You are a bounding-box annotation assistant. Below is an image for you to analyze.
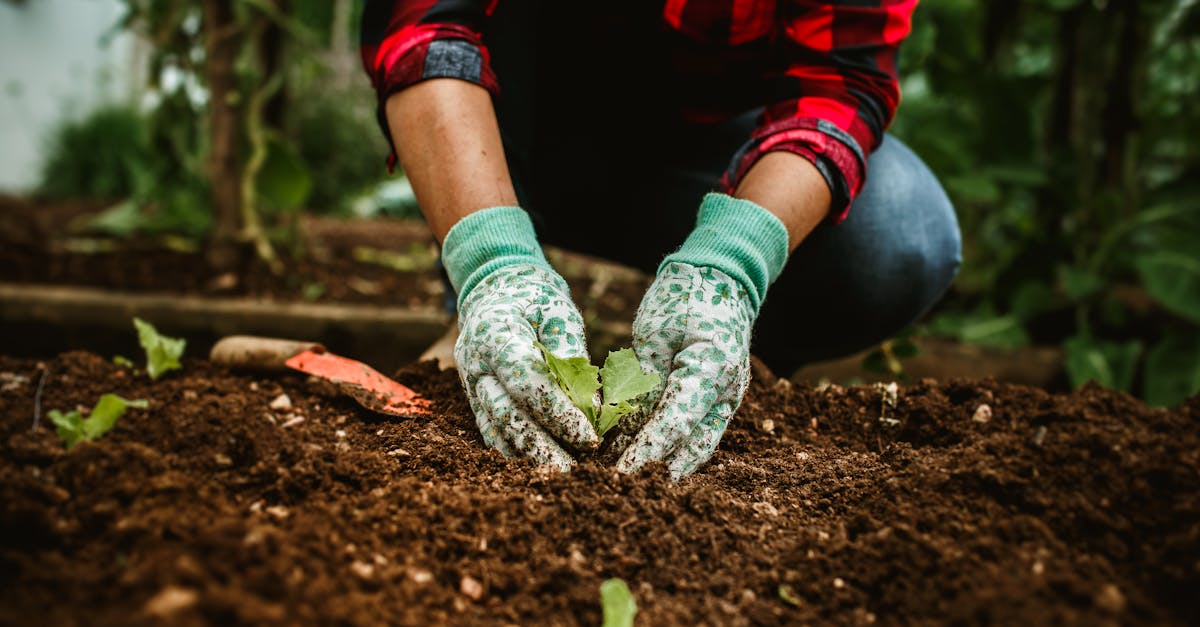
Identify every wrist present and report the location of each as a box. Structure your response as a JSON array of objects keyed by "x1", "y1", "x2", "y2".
[
  {"x1": 659, "y1": 193, "x2": 789, "y2": 313},
  {"x1": 441, "y1": 206, "x2": 551, "y2": 303}
]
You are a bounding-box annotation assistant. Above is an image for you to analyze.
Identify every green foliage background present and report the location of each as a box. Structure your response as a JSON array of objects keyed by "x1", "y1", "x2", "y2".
[{"x1": 891, "y1": 0, "x2": 1200, "y2": 405}]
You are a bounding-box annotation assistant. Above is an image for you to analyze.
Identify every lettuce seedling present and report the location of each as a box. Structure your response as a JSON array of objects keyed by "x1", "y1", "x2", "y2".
[
  {"x1": 134, "y1": 317, "x2": 186, "y2": 380},
  {"x1": 49, "y1": 394, "x2": 149, "y2": 449},
  {"x1": 600, "y1": 578, "x2": 637, "y2": 627},
  {"x1": 536, "y1": 343, "x2": 659, "y2": 437}
]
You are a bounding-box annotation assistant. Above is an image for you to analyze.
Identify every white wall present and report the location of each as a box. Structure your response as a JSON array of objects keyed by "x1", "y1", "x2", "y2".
[{"x1": 0, "y1": 0, "x2": 140, "y2": 192}]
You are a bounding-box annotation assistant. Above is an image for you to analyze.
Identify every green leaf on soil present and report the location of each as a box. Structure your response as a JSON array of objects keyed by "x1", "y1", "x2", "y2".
[
  {"x1": 600, "y1": 578, "x2": 637, "y2": 627},
  {"x1": 134, "y1": 317, "x2": 186, "y2": 380},
  {"x1": 536, "y1": 342, "x2": 600, "y2": 422},
  {"x1": 112, "y1": 355, "x2": 135, "y2": 368},
  {"x1": 778, "y1": 584, "x2": 803, "y2": 607},
  {"x1": 49, "y1": 394, "x2": 149, "y2": 450}
]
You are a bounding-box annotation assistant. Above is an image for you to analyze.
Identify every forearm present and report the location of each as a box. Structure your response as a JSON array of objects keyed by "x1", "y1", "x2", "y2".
[
  {"x1": 385, "y1": 78, "x2": 518, "y2": 243},
  {"x1": 733, "y1": 152, "x2": 832, "y2": 252}
]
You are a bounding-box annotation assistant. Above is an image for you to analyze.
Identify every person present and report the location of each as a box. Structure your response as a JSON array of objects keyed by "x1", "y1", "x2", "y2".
[{"x1": 360, "y1": 1, "x2": 961, "y2": 479}]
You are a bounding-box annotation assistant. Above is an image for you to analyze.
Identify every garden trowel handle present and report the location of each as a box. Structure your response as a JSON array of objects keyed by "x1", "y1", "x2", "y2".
[{"x1": 210, "y1": 335, "x2": 326, "y2": 371}]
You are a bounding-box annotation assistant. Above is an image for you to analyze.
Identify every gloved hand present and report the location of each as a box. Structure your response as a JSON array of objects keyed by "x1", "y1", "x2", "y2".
[
  {"x1": 444, "y1": 207, "x2": 599, "y2": 470},
  {"x1": 617, "y1": 193, "x2": 790, "y2": 479}
]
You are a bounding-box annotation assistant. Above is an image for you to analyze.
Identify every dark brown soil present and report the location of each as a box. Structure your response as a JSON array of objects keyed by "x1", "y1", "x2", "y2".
[{"x1": 1, "y1": 352, "x2": 1197, "y2": 625}]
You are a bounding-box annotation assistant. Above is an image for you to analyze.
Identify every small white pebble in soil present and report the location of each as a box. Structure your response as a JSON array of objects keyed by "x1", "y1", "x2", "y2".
[
  {"x1": 833, "y1": 578, "x2": 845, "y2": 589},
  {"x1": 249, "y1": 382, "x2": 259, "y2": 391},
  {"x1": 269, "y1": 394, "x2": 292, "y2": 410},
  {"x1": 263, "y1": 412, "x2": 277, "y2": 425},
  {"x1": 265, "y1": 505, "x2": 289, "y2": 520},
  {"x1": 213, "y1": 454, "x2": 232, "y2": 467},
  {"x1": 972, "y1": 404, "x2": 993, "y2": 423},
  {"x1": 349, "y1": 561, "x2": 375, "y2": 580},
  {"x1": 460, "y1": 575, "x2": 484, "y2": 601},
  {"x1": 143, "y1": 586, "x2": 198, "y2": 618},
  {"x1": 761, "y1": 419, "x2": 775, "y2": 433},
  {"x1": 409, "y1": 569, "x2": 433, "y2": 584},
  {"x1": 335, "y1": 429, "x2": 347, "y2": 439},
  {"x1": 753, "y1": 502, "x2": 780, "y2": 517},
  {"x1": 387, "y1": 448, "x2": 411, "y2": 457},
  {"x1": 373, "y1": 554, "x2": 388, "y2": 566},
  {"x1": 1095, "y1": 584, "x2": 1126, "y2": 613},
  {"x1": 797, "y1": 451, "x2": 810, "y2": 461},
  {"x1": 1032, "y1": 561, "x2": 1045, "y2": 575},
  {"x1": 376, "y1": 429, "x2": 384, "y2": 436},
  {"x1": 281, "y1": 414, "x2": 305, "y2": 428}
]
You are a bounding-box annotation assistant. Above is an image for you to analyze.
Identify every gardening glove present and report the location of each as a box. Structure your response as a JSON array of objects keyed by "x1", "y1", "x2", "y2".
[
  {"x1": 617, "y1": 193, "x2": 789, "y2": 479},
  {"x1": 445, "y1": 206, "x2": 599, "y2": 471}
]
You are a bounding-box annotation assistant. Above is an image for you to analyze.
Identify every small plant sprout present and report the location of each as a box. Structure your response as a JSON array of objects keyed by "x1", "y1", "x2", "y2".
[
  {"x1": 536, "y1": 344, "x2": 659, "y2": 437},
  {"x1": 134, "y1": 317, "x2": 186, "y2": 380},
  {"x1": 49, "y1": 394, "x2": 149, "y2": 449},
  {"x1": 600, "y1": 578, "x2": 637, "y2": 627}
]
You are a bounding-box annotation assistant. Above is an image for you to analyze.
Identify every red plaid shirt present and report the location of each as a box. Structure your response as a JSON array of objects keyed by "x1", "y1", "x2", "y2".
[{"x1": 361, "y1": 1, "x2": 915, "y2": 222}]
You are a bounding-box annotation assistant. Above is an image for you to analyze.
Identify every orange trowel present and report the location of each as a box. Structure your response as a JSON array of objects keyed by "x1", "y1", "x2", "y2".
[{"x1": 210, "y1": 336, "x2": 431, "y2": 416}]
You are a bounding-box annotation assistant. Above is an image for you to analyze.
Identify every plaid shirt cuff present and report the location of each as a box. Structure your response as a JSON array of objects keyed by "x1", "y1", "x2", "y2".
[
  {"x1": 721, "y1": 116, "x2": 867, "y2": 225},
  {"x1": 370, "y1": 23, "x2": 500, "y2": 171}
]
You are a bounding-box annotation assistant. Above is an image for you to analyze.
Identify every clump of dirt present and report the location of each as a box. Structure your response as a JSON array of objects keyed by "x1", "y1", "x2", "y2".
[{"x1": 0, "y1": 352, "x2": 1197, "y2": 625}]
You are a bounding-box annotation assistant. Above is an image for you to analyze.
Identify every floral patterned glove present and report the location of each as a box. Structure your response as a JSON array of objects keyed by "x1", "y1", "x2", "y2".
[
  {"x1": 617, "y1": 194, "x2": 790, "y2": 479},
  {"x1": 444, "y1": 207, "x2": 598, "y2": 470}
]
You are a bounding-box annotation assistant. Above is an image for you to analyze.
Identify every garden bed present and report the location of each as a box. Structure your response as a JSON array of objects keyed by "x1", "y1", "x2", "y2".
[{"x1": 1, "y1": 352, "x2": 1196, "y2": 625}]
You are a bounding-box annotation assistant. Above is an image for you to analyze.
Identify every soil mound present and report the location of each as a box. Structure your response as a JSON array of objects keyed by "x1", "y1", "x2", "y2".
[{"x1": 1, "y1": 352, "x2": 1197, "y2": 625}]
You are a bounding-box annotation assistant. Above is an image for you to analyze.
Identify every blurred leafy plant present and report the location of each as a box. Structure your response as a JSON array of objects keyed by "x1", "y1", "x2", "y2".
[{"x1": 897, "y1": 0, "x2": 1200, "y2": 406}]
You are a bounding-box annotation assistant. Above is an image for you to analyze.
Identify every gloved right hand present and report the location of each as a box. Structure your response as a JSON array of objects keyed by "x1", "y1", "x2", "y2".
[{"x1": 443, "y1": 207, "x2": 599, "y2": 470}]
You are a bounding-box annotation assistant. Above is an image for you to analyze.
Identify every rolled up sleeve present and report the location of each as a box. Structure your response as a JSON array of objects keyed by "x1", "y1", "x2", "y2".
[{"x1": 721, "y1": 0, "x2": 916, "y2": 223}]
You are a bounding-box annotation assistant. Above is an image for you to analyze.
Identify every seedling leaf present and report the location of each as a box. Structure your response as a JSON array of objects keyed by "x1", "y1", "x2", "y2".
[
  {"x1": 597, "y1": 401, "x2": 636, "y2": 436},
  {"x1": 50, "y1": 394, "x2": 148, "y2": 449},
  {"x1": 600, "y1": 349, "x2": 659, "y2": 406},
  {"x1": 536, "y1": 342, "x2": 599, "y2": 422},
  {"x1": 595, "y1": 349, "x2": 659, "y2": 436},
  {"x1": 600, "y1": 578, "x2": 637, "y2": 627},
  {"x1": 134, "y1": 317, "x2": 186, "y2": 380}
]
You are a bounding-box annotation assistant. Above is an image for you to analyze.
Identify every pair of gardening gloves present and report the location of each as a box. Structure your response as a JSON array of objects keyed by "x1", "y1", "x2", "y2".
[{"x1": 445, "y1": 193, "x2": 789, "y2": 479}]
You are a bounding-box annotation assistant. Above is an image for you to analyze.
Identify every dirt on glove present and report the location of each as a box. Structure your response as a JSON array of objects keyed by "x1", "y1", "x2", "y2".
[{"x1": 0, "y1": 351, "x2": 1197, "y2": 625}]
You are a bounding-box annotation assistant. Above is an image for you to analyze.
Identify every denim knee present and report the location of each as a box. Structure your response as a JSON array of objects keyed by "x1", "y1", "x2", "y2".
[{"x1": 751, "y1": 135, "x2": 961, "y2": 374}]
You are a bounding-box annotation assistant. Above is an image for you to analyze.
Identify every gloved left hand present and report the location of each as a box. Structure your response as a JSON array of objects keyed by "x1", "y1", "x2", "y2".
[{"x1": 617, "y1": 193, "x2": 790, "y2": 479}]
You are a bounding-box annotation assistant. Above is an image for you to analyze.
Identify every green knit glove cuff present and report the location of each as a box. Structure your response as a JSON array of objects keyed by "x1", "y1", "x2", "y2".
[
  {"x1": 442, "y1": 206, "x2": 551, "y2": 304},
  {"x1": 659, "y1": 193, "x2": 790, "y2": 313}
]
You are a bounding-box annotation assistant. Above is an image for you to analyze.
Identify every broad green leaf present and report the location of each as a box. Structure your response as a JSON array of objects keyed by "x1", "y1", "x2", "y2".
[
  {"x1": 600, "y1": 578, "x2": 637, "y2": 627},
  {"x1": 1135, "y1": 252, "x2": 1200, "y2": 324},
  {"x1": 600, "y1": 349, "x2": 659, "y2": 405},
  {"x1": 536, "y1": 342, "x2": 599, "y2": 422},
  {"x1": 134, "y1": 317, "x2": 186, "y2": 380},
  {"x1": 597, "y1": 401, "x2": 636, "y2": 437},
  {"x1": 49, "y1": 394, "x2": 148, "y2": 449},
  {"x1": 1064, "y1": 336, "x2": 1142, "y2": 392},
  {"x1": 1144, "y1": 330, "x2": 1200, "y2": 408}
]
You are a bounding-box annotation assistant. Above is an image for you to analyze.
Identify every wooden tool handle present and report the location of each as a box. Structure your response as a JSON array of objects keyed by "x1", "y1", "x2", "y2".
[{"x1": 209, "y1": 335, "x2": 326, "y2": 371}]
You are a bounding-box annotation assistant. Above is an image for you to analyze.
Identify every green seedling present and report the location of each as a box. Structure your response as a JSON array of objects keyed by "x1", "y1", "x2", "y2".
[
  {"x1": 600, "y1": 578, "x2": 637, "y2": 627},
  {"x1": 536, "y1": 343, "x2": 659, "y2": 437},
  {"x1": 49, "y1": 394, "x2": 148, "y2": 449},
  {"x1": 112, "y1": 355, "x2": 135, "y2": 368},
  {"x1": 133, "y1": 317, "x2": 186, "y2": 380}
]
